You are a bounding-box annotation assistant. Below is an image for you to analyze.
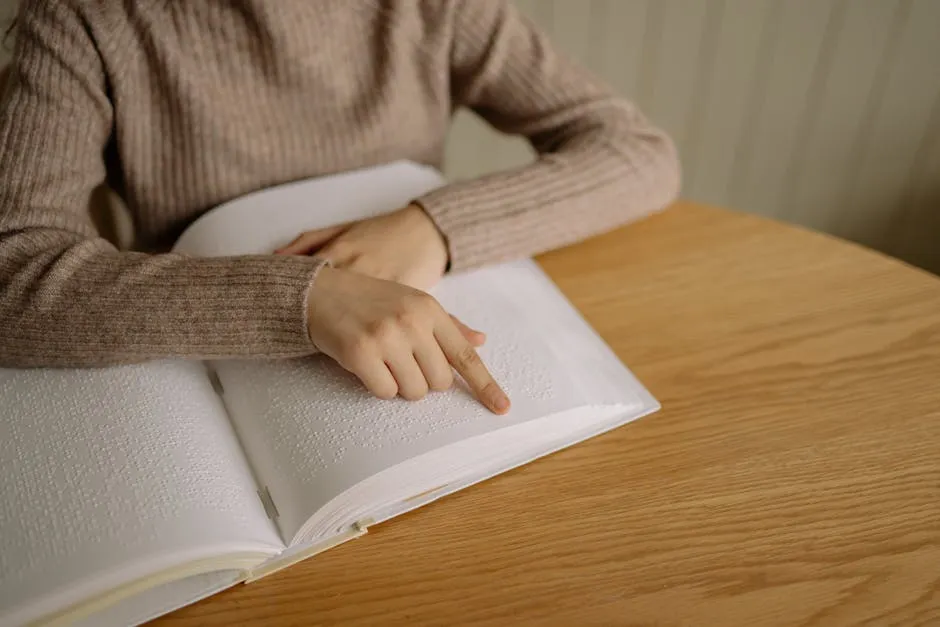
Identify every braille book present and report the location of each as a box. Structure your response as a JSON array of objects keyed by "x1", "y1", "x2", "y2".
[{"x1": 0, "y1": 162, "x2": 659, "y2": 626}]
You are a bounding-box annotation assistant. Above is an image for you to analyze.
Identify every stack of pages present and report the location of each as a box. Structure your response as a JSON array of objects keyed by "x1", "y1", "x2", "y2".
[{"x1": 0, "y1": 162, "x2": 659, "y2": 626}]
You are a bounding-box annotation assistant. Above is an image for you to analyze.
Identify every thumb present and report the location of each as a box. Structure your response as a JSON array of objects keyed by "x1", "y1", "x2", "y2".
[
  {"x1": 450, "y1": 315, "x2": 486, "y2": 347},
  {"x1": 275, "y1": 226, "x2": 346, "y2": 255}
]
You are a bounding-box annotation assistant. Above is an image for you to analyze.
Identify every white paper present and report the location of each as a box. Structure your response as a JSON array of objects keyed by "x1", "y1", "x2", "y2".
[
  {"x1": 72, "y1": 570, "x2": 244, "y2": 627},
  {"x1": 173, "y1": 161, "x2": 447, "y2": 257},
  {"x1": 216, "y1": 260, "x2": 651, "y2": 542},
  {"x1": 174, "y1": 161, "x2": 656, "y2": 545},
  {"x1": 0, "y1": 362, "x2": 282, "y2": 626}
]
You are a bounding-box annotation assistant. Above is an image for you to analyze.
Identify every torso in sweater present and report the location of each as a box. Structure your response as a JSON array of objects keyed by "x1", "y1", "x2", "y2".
[
  {"x1": 0, "y1": 0, "x2": 679, "y2": 366},
  {"x1": 86, "y1": 1, "x2": 453, "y2": 248}
]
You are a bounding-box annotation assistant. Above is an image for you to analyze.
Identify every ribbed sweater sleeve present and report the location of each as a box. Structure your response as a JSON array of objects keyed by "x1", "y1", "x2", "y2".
[
  {"x1": 0, "y1": 1, "x2": 323, "y2": 367},
  {"x1": 416, "y1": 0, "x2": 681, "y2": 270},
  {"x1": 0, "y1": 0, "x2": 680, "y2": 367}
]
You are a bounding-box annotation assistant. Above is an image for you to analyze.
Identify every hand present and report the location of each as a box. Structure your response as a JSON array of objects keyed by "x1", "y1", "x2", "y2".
[
  {"x1": 276, "y1": 204, "x2": 448, "y2": 291},
  {"x1": 306, "y1": 266, "x2": 510, "y2": 414}
]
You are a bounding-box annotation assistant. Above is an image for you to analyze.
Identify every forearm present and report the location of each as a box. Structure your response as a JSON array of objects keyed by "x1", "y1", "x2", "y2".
[
  {"x1": 418, "y1": 104, "x2": 679, "y2": 270},
  {"x1": 0, "y1": 232, "x2": 325, "y2": 367},
  {"x1": 419, "y1": 0, "x2": 680, "y2": 271}
]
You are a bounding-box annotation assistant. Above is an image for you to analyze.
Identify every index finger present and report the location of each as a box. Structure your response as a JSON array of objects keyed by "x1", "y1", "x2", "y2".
[{"x1": 434, "y1": 318, "x2": 510, "y2": 415}]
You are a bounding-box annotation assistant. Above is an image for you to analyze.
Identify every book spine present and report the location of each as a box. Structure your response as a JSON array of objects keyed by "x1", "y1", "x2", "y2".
[{"x1": 244, "y1": 519, "x2": 373, "y2": 583}]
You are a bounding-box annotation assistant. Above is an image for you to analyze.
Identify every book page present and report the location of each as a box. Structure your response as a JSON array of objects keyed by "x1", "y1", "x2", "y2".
[
  {"x1": 173, "y1": 160, "x2": 447, "y2": 256},
  {"x1": 173, "y1": 161, "x2": 655, "y2": 544},
  {"x1": 72, "y1": 570, "x2": 244, "y2": 627},
  {"x1": 215, "y1": 260, "x2": 652, "y2": 542},
  {"x1": 0, "y1": 361, "x2": 283, "y2": 627}
]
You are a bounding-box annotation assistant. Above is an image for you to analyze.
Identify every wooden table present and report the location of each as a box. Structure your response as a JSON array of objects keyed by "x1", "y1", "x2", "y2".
[{"x1": 159, "y1": 202, "x2": 940, "y2": 626}]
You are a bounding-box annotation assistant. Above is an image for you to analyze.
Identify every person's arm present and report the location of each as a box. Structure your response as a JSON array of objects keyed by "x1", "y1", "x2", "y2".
[
  {"x1": 0, "y1": 3, "x2": 511, "y2": 414},
  {"x1": 0, "y1": 1, "x2": 326, "y2": 367},
  {"x1": 416, "y1": 0, "x2": 681, "y2": 271}
]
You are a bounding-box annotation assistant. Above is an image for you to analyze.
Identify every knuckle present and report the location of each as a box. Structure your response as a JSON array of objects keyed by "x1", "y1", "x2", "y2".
[
  {"x1": 337, "y1": 335, "x2": 374, "y2": 368},
  {"x1": 399, "y1": 382, "x2": 429, "y2": 401},
  {"x1": 480, "y1": 380, "x2": 500, "y2": 399},
  {"x1": 457, "y1": 345, "x2": 481, "y2": 368},
  {"x1": 406, "y1": 291, "x2": 438, "y2": 314},
  {"x1": 366, "y1": 318, "x2": 399, "y2": 344},
  {"x1": 373, "y1": 381, "x2": 399, "y2": 401},
  {"x1": 428, "y1": 370, "x2": 454, "y2": 392},
  {"x1": 394, "y1": 307, "x2": 421, "y2": 330}
]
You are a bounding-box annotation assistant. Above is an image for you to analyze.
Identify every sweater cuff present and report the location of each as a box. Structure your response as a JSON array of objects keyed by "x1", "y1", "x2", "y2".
[
  {"x1": 414, "y1": 163, "x2": 583, "y2": 272},
  {"x1": 414, "y1": 181, "x2": 510, "y2": 272},
  {"x1": 300, "y1": 257, "x2": 330, "y2": 351},
  {"x1": 170, "y1": 253, "x2": 329, "y2": 359}
]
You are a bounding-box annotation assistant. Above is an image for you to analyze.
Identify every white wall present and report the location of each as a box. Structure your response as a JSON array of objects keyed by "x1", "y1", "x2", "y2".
[
  {"x1": 447, "y1": 0, "x2": 940, "y2": 274},
  {"x1": 2, "y1": 1, "x2": 937, "y2": 272}
]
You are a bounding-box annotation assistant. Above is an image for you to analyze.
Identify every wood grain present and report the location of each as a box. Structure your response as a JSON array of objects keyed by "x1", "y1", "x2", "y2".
[{"x1": 157, "y1": 202, "x2": 940, "y2": 626}]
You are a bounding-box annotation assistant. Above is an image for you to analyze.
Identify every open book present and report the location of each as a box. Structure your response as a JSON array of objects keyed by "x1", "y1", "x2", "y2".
[{"x1": 0, "y1": 162, "x2": 659, "y2": 626}]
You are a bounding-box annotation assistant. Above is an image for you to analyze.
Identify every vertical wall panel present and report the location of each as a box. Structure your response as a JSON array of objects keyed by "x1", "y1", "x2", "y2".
[
  {"x1": 730, "y1": 0, "x2": 840, "y2": 217},
  {"x1": 834, "y1": 0, "x2": 940, "y2": 249},
  {"x1": 641, "y1": 0, "x2": 711, "y2": 154},
  {"x1": 890, "y1": 92, "x2": 940, "y2": 273},
  {"x1": 770, "y1": 0, "x2": 851, "y2": 218},
  {"x1": 591, "y1": 0, "x2": 649, "y2": 97},
  {"x1": 634, "y1": 0, "x2": 664, "y2": 111},
  {"x1": 685, "y1": 0, "x2": 776, "y2": 205},
  {"x1": 679, "y1": 0, "x2": 726, "y2": 196},
  {"x1": 545, "y1": 0, "x2": 593, "y2": 64},
  {"x1": 784, "y1": 0, "x2": 909, "y2": 231},
  {"x1": 512, "y1": 0, "x2": 542, "y2": 23}
]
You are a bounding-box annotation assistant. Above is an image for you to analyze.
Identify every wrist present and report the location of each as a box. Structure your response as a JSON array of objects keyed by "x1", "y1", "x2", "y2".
[
  {"x1": 304, "y1": 259, "x2": 333, "y2": 349},
  {"x1": 406, "y1": 202, "x2": 451, "y2": 272}
]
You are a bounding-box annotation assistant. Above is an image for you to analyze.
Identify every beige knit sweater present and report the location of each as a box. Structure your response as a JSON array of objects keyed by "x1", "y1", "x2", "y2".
[{"x1": 0, "y1": 0, "x2": 679, "y2": 367}]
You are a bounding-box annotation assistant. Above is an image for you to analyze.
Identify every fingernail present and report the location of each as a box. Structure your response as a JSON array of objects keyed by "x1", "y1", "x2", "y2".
[{"x1": 493, "y1": 395, "x2": 510, "y2": 414}]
